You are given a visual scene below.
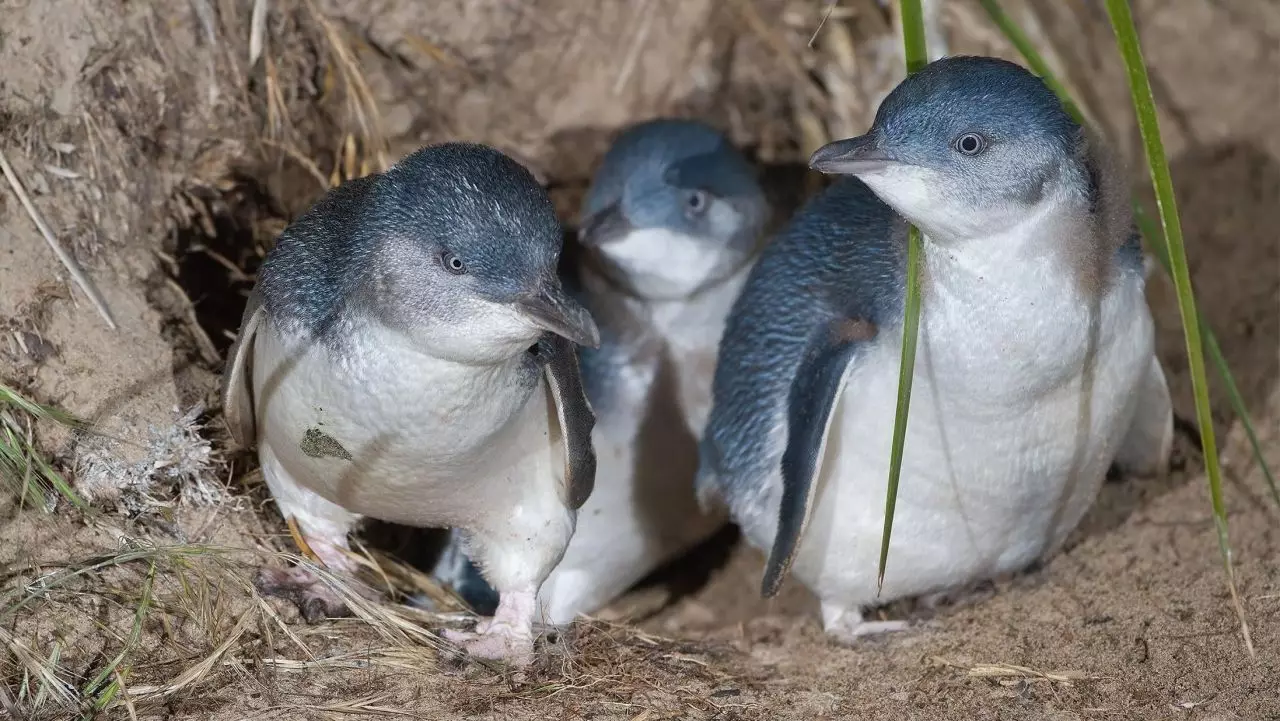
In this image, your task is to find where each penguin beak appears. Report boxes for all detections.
[809,133,899,175]
[577,203,634,247]
[516,285,601,349]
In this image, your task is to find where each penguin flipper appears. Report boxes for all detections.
[762,320,872,598]
[1114,355,1174,479]
[220,288,266,449]
[541,334,598,510]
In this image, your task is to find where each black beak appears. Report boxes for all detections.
[516,284,601,349]
[809,133,899,175]
[577,203,634,247]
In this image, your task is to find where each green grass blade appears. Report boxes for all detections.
[877,0,929,592]
[1133,208,1280,507]
[898,0,929,75]
[0,383,90,511]
[1203,324,1279,507]
[1103,0,1252,655]
[880,226,923,590]
[978,0,1278,508]
[0,383,85,429]
[975,0,1084,121]
[83,561,155,710]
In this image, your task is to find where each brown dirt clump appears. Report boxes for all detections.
[1,0,1277,719]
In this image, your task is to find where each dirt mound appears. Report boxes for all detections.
[1,1,1277,719]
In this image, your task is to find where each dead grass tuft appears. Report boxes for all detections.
[0,536,464,718]
[0,526,761,719]
[0,382,88,513]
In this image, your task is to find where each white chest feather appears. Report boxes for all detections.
[536,265,748,623]
[252,318,562,532]
[600,227,730,301]
[751,220,1156,608]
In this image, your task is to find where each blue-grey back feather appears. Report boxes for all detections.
[697,177,908,511]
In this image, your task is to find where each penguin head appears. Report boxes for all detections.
[367,143,598,362]
[578,119,770,299]
[810,56,1086,243]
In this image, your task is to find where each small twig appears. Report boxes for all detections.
[250,0,269,66]
[733,0,831,111]
[0,147,117,330]
[808,0,840,47]
[613,0,657,96]
[926,656,1093,686]
[187,244,253,283]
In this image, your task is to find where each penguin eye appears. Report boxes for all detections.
[685,190,709,217]
[953,132,987,156]
[440,250,467,275]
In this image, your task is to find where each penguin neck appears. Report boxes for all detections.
[920,181,1109,308]
[581,259,749,351]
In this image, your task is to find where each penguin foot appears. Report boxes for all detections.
[442,587,537,667]
[255,566,351,623]
[442,625,534,667]
[821,601,909,643]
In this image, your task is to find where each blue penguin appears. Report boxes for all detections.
[697,56,1172,640]
[220,142,600,666]
[433,118,772,623]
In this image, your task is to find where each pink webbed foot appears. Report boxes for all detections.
[256,535,367,623]
[442,587,537,667]
[255,566,351,623]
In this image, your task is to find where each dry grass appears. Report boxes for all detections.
[0,537,441,718]
[0,383,87,514]
[0,149,117,331]
[17,2,1255,719]
[0,3,927,719]
[0,519,764,719]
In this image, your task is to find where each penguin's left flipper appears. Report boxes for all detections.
[540,334,599,510]
[762,318,875,598]
[221,288,266,449]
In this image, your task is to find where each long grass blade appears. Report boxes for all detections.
[0,383,84,429]
[898,0,929,75]
[877,0,929,592]
[977,0,1277,507]
[0,383,89,510]
[975,0,1083,121]
[82,561,156,708]
[880,227,923,591]
[1103,0,1252,656]
[1134,209,1280,507]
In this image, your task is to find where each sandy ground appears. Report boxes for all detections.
[1,1,1277,719]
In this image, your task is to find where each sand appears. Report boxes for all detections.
[0,1,1276,718]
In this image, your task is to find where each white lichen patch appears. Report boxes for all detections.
[75,404,223,514]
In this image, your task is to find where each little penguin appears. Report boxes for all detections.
[432,118,772,624]
[696,56,1173,641]
[220,142,601,666]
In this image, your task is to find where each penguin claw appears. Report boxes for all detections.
[254,566,351,623]
[441,587,538,667]
[441,625,535,667]
[821,600,910,643]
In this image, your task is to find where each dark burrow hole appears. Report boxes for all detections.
[164,158,817,617]
[172,177,280,360]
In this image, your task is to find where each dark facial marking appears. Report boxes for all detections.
[300,427,354,461]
